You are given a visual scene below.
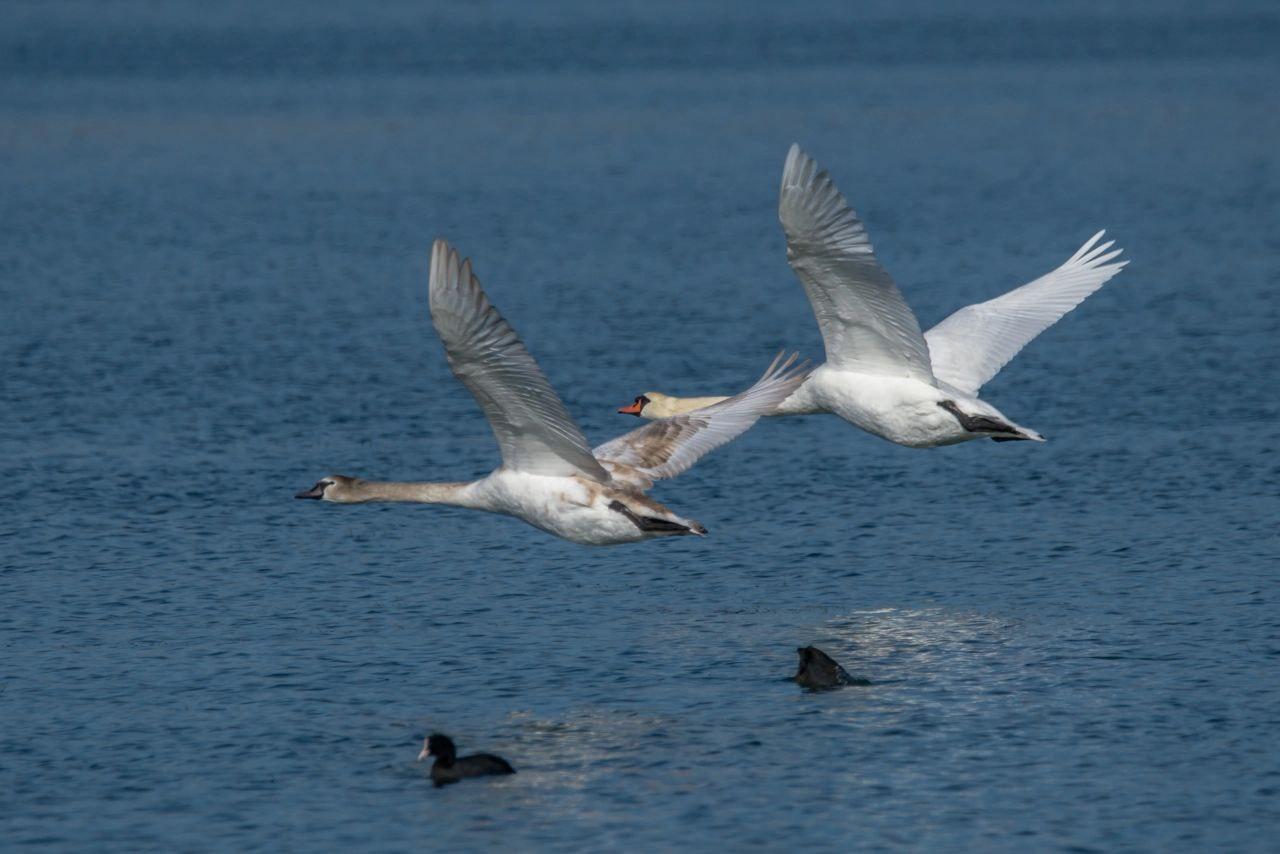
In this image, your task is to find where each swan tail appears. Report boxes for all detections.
[991,426,1046,443]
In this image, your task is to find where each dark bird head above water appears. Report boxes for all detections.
[793,645,870,690]
[418,733,456,765]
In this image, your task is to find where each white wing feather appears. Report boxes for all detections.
[778,144,934,382]
[925,231,1128,397]
[593,352,811,485]
[428,239,610,481]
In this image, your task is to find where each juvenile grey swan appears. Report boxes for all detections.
[296,239,810,545]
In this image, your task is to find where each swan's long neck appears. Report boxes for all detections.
[349,480,480,507]
[646,395,730,419]
[647,385,816,419]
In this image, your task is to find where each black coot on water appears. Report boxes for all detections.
[418,734,515,787]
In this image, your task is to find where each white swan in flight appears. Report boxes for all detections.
[618,144,1128,447]
[296,239,810,545]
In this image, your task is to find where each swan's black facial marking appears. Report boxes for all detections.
[618,394,650,417]
[295,479,333,500]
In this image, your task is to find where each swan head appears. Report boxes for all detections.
[617,392,665,418]
[294,475,359,502]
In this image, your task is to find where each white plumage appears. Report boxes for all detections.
[924,230,1126,397]
[622,144,1128,448]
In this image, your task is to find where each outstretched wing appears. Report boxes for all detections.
[593,352,811,486]
[925,231,1128,397]
[778,144,934,382]
[428,239,610,481]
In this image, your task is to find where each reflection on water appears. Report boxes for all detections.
[505,709,670,791]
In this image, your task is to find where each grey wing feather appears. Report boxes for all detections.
[594,351,811,484]
[429,239,610,481]
[778,144,934,382]
[925,231,1128,397]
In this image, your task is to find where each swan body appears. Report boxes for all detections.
[631,370,1037,447]
[297,239,809,546]
[619,144,1127,448]
[797,366,1041,447]
[480,470,708,544]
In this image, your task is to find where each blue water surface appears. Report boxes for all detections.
[3,1,1279,850]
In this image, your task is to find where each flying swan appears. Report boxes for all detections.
[618,144,1128,448]
[296,239,810,545]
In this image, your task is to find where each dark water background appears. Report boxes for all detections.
[3,1,1279,850]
